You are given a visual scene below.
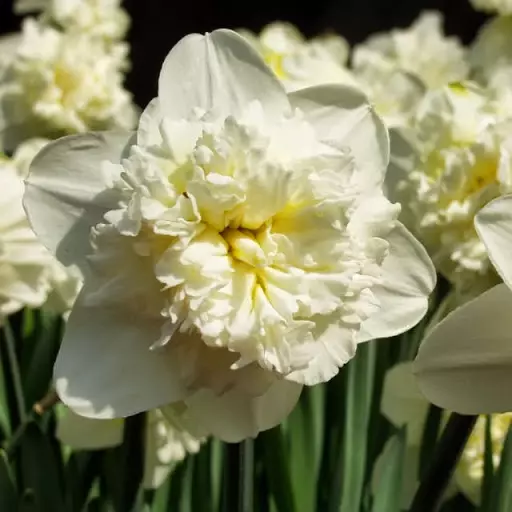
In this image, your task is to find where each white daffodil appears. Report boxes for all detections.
[415,193,512,415]
[24,29,435,441]
[470,16,512,95]
[374,362,512,506]
[57,405,204,489]
[14,0,129,42]
[239,22,356,92]
[0,162,51,319]
[0,19,136,152]
[353,11,468,90]
[386,82,512,299]
[2,139,82,316]
[470,0,512,15]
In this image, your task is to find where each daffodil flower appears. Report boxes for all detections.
[24,29,435,441]
[416,193,512,414]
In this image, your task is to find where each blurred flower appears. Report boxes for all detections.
[0,161,51,319]
[374,362,512,506]
[470,16,512,93]
[415,193,512,414]
[57,405,204,489]
[470,0,512,15]
[14,0,129,42]
[353,11,469,89]
[24,29,435,441]
[240,22,423,127]
[386,82,512,299]
[239,22,356,91]
[0,19,136,152]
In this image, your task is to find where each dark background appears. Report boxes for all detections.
[0,0,488,108]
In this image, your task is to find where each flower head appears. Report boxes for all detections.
[470,0,512,15]
[25,30,435,441]
[353,11,468,89]
[15,0,129,42]
[239,22,355,92]
[0,160,51,318]
[0,19,136,151]
[415,193,512,414]
[387,83,512,297]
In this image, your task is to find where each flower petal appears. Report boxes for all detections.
[185,378,302,442]
[381,362,429,445]
[288,84,390,188]
[475,194,512,290]
[158,29,289,121]
[56,407,124,449]
[54,290,190,419]
[414,283,512,414]
[24,132,133,274]
[358,223,436,342]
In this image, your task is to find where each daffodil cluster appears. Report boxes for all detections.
[0,0,136,151]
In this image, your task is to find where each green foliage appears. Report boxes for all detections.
[0,303,508,511]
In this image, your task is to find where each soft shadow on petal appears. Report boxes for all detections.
[475,194,512,290]
[381,362,429,446]
[414,283,512,414]
[358,223,436,343]
[158,29,289,121]
[54,289,190,419]
[56,407,125,449]
[24,131,134,274]
[289,84,389,188]
[185,378,302,443]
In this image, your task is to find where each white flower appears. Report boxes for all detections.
[240,22,356,92]
[56,405,204,489]
[0,162,51,318]
[353,11,469,89]
[374,362,512,506]
[470,0,512,15]
[470,17,512,91]
[24,30,435,441]
[414,192,512,414]
[386,83,512,297]
[0,19,136,151]
[14,0,129,42]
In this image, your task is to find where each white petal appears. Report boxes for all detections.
[158,29,289,121]
[358,223,436,342]
[475,194,512,290]
[185,378,302,443]
[381,362,430,446]
[56,407,124,449]
[288,84,390,188]
[414,283,512,414]
[24,132,133,274]
[54,290,190,419]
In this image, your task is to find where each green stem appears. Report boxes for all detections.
[410,413,477,512]
[3,320,27,424]
[240,439,254,512]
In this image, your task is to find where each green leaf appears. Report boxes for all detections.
[316,371,347,511]
[19,422,66,512]
[371,429,406,512]
[260,426,296,512]
[64,451,103,511]
[340,342,377,512]
[151,459,188,512]
[286,385,324,512]
[419,404,443,479]
[192,441,213,512]
[488,425,512,511]
[22,313,62,407]
[102,414,145,512]
[480,416,494,511]
[0,450,17,510]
